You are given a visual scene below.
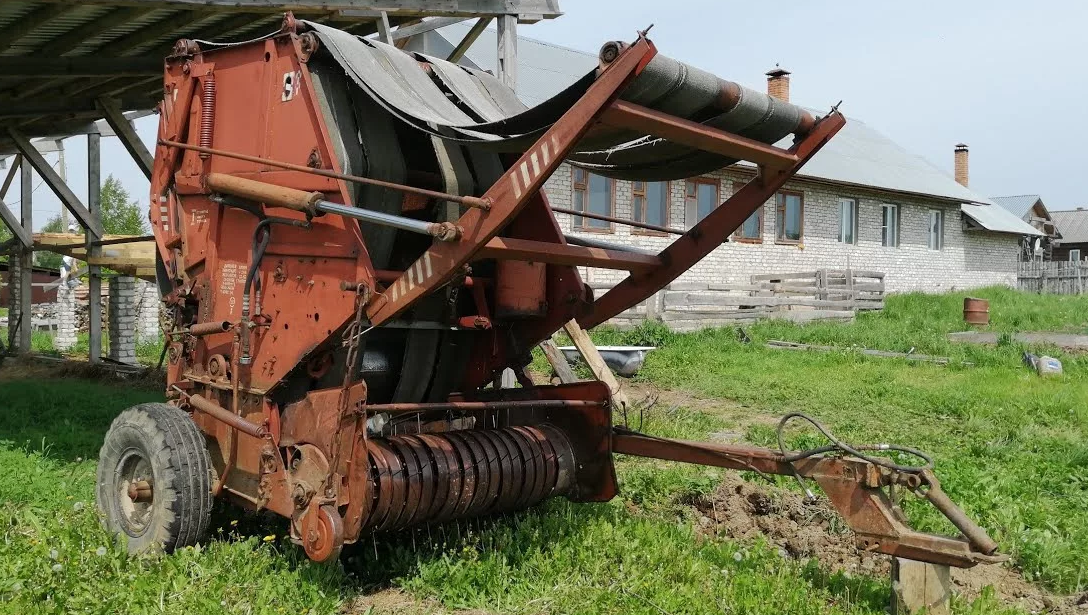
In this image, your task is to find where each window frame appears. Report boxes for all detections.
[630,180,671,236]
[731,181,763,243]
[775,189,805,244]
[1071,249,1082,262]
[881,203,901,248]
[684,176,720,230]
[927,208,945,250]
[837,197,858,245]
[571,167,615,233]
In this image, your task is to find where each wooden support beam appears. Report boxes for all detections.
[390,16,465,40]
[891,559,951,615]
[98,97,154,179]
[496,14,517,88]
[599,100,799,170]
[0,200,32,248]
[17,158,32,352]
[539,337,578,384]
[375,11,393,43]
[8,128,103,238]
[0,57,163,78]
[87,132,103,364]
[477,236,661,272]
[562,319,630,411]
[448,17,490,62]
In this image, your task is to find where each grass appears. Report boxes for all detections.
[0,328,164,367]
[1,286,1083,613]
[561,287,1088,593]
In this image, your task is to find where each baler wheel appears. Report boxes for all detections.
[96,403,213,554]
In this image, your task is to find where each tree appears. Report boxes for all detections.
[35,175,147,269]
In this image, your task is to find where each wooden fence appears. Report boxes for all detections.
[595,269,886,331]
[1017,261,1087,295]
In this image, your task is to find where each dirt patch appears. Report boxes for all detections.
[342,588,492,615]
[690,473,1086,613]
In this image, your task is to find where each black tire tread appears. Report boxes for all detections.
[96,403,213,553]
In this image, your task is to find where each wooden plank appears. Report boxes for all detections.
[751,271,818,281]
[87,132,103,364]
[562,319,630,411]
[891,558,951,615]
[17,158,32,351]
[447,17,491,62]
[0,199,32,247]
[8,128,103,237]
[496,14,517,87]
[97,97,153,180]
[60,0,563,19]
[539,338,578,384]
[663,292,881,310]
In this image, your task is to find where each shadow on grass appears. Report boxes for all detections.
[800,559,889,613]
[0,376,164,460]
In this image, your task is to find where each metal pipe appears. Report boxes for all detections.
[188,321,233,336]
[161,140,491,210]
[361,399,603,414]
[922,474,1000,555]
[315,200,462,241]
[206,173,462,242]
[188,393,267,439]
[550,205,684,235]
[563,234,659,256]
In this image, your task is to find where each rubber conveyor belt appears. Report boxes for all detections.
[304,22,812,181]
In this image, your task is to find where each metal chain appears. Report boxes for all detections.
[324,286,369,499]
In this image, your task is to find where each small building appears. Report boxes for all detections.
[0,262,59,304]
[1050,208,1088,262]
[990,195,1059,260]
[414,24,1042,294]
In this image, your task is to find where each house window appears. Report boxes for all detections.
[572,167,613,230]
[631,181,669,231]
[838,198,858,244]
[775,190,803,243]
[927,209,944,250]
[684,178,719,228]
[732,182,762,242]
[881,204,900,247]
[1071,249,1082,262]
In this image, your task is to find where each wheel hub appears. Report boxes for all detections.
[116,449,154,536]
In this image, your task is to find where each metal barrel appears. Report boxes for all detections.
[963,297,990,326]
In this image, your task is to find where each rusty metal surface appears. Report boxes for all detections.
[187,393,267,439]
[611,431,1002,568]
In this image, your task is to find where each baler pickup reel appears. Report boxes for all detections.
[94,13,1003,569]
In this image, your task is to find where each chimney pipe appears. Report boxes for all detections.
[766,65,790,102]
[954,143,969,187]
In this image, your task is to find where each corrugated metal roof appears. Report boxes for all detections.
[1051,209,1088,244]
[962,203,1044,236]
[431,22,993,205]
[991,195,1042,220]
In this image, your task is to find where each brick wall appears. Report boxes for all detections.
[542,164,1019,294]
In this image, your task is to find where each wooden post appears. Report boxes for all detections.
[496,14,517,88]
[562,319,631,411]
[375,11,393,44]
[539,337,578,384]
[17,157,32,352]
[87,132,103,363]
[891,558,951,615]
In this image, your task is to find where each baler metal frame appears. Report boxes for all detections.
[94,14,1003,570]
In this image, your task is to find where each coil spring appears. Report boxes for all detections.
[360,425,575,533]
[199,75,216,158]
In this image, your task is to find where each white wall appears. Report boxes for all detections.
[543,164,1020,293]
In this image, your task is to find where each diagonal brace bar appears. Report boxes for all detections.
[98,97,154,180]
[8,128,103,238]
[581,111,846,329]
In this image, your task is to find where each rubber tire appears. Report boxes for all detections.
[96,403,214,555]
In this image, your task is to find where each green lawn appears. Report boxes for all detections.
[2,287,1084,614]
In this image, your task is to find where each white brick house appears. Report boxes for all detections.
[413,24,1040,295]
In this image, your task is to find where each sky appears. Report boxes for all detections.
[7,0,1086,231]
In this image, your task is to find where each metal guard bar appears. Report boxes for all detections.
[612,430,1003,568]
